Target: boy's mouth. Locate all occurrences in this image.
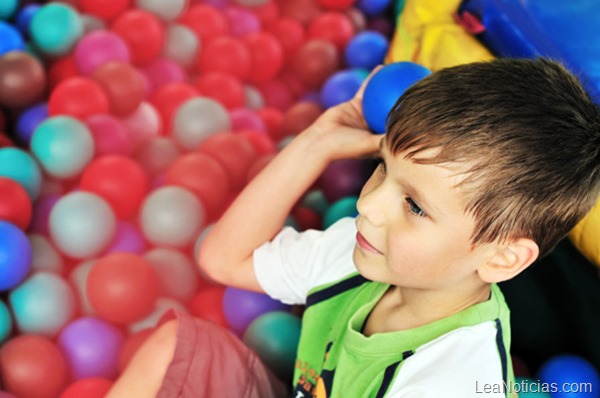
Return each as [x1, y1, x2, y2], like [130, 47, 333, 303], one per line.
[356, 232, 383, 255]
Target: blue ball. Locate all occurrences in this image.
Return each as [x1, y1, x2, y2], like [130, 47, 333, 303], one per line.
[538, 355, 600, 398]
[320, 69, 366, 109]
[357, 0, 392, 16]
[323, 196, 358, 229]
[0, 21, 25, 56]
[362, 62, 431, 134]
[16, 102, 48, 146]
[0, 0, 18, 20]
[0, 221, 31, 291]
[0, 147, 42, 201]
[15, 4, 41, 36]
[345, 31, 389, 70]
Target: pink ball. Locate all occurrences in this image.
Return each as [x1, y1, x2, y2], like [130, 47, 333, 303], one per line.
[120, 102, 162, 150]
[74, 31, 131, 75]
[230, 108, 267, 133]
[225, 6, 261, 37]
[86, 114, 133, 157]
[142, 58, 186, 93]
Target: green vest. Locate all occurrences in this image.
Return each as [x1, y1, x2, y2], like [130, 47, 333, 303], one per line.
[292, 273, 514, 398]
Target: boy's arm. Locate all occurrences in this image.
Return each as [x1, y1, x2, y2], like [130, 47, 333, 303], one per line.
[198, 85, 382, 292]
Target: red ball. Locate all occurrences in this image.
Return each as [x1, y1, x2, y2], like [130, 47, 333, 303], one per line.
[278, 67, 308, 98]
[80, 156, 149, 220]
[252, 1, 281, 27]
[256, 79, 295, 111]
[149, 83, 198, 135]
[80, 0, 131, 20]
[165, 152, 231, 220]
[317, 0, 356, 10]
[0, 335, 68, 398]
[257, 107, 284, 142]
[198, 37, 252, 81]
[267, 18, 306, 63]
[308, 12, 355, 51]
[281, 0, 321, 26]
[195, 72, 245, 110]
[87, 253, 159, 324]
[0, 134, 12, 149]
[242, 32, 284, 84]
[111, 10, 165, 65]
[237, 130, 276, 156]
[188, 285, 228, 329]
[179, 5, 230, 42]
[281, 101, 323, 138]
[197, 133, 258, 192]
[117, 329, 153, 374]
[48, 55, 79, 90]
[292, 40, 340, 88]
[292, 206, 322, 230]
[92, 62, 146, 117]
[49, 77, 110, 119]
[0, 177, 32, 230]
[59, 378, 113, 398]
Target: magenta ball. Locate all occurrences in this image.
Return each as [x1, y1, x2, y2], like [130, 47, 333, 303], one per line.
[29, 195, 60, 236]
[225, 6, 261, 37]
[230, 108, 267, 133]
[142, 58, 185, 92]
[86, 114, 132, 157]
[222, 287, 289, 335]
[318, 159, 374, 203]
[57, 316, 124, 380]
[104, 221, 147, 255]
[74, 30, 130, 75]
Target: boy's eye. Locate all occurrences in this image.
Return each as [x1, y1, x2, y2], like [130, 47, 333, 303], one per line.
[406, 197, 426, 217]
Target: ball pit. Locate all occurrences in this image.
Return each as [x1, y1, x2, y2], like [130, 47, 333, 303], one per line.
[2, 0, 587, 396]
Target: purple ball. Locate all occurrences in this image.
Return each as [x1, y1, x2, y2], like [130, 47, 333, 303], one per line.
[223, 287, 288, 335]
[104, 221, 147, 255]
[57, 316, 124, 380]
[29, 194, 60, 235]
[318, 159, 375, 203]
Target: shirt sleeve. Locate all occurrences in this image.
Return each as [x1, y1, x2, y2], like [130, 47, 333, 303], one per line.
[253, 217, 358, 305]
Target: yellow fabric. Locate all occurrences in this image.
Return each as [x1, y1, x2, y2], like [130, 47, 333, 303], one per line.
[385, 0, 494, 70]
[569, 203, 600, 267]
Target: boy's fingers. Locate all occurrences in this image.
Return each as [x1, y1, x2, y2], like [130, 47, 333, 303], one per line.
[354, 65, 384, 101]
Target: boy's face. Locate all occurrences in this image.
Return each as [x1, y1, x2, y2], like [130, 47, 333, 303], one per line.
[353, 144, 496, 291]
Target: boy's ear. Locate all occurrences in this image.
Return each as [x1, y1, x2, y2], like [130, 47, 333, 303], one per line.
[478, 238, 539, 283]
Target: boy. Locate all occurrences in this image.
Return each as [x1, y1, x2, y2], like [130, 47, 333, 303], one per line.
[108, 58, 600, 397]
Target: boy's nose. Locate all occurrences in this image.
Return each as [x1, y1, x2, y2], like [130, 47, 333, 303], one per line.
[356, 183, 388, 227]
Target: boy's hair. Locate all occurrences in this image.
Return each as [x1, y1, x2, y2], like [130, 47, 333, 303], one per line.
[385, 58, 600, 256]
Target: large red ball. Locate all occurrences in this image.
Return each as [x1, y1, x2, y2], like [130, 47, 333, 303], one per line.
[0, 177, 32, 230]
[197, 133, 258, 192]
[308, 12, 355, 51]
[80, 156, 149, 220]
[49, 77, 110, 119]
[87, 253, 159, 324]
[188, 285, 228, 329]
[292, 40, 340, 89]
[242, 32, 284, 84]
[92, 62, 146, 117]
[195, 72, 245, 110]
[80, 0, 131, 20]
[179, 5, 230, 42]
[268, 18, 306, 64]
[256, 79, 295, 111]
[59, 378, 113, 398]
[165, 152, 231, 220]
[111, 10, 165, 65]
[149, 83, 198, 135]
[198, 37, 252, 81]
[0, 335, 68, 398]
[281, 101, 323, 138]
[281, 0, 321, 26]
[257, 107, 284, 142]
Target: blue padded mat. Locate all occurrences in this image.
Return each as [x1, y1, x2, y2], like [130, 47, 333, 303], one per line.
[459, 0, 600, 100]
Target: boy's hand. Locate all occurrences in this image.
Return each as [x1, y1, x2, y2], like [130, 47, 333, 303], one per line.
[306, 67, 384, 161]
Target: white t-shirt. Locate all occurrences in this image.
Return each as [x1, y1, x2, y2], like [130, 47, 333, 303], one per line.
[254, 218, 513, 398]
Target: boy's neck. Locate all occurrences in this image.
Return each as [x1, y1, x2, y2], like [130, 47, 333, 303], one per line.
[362, 283, 492, 337]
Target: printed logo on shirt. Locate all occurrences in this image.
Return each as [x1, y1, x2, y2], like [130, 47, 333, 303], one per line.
[293, 342, 335, 397]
